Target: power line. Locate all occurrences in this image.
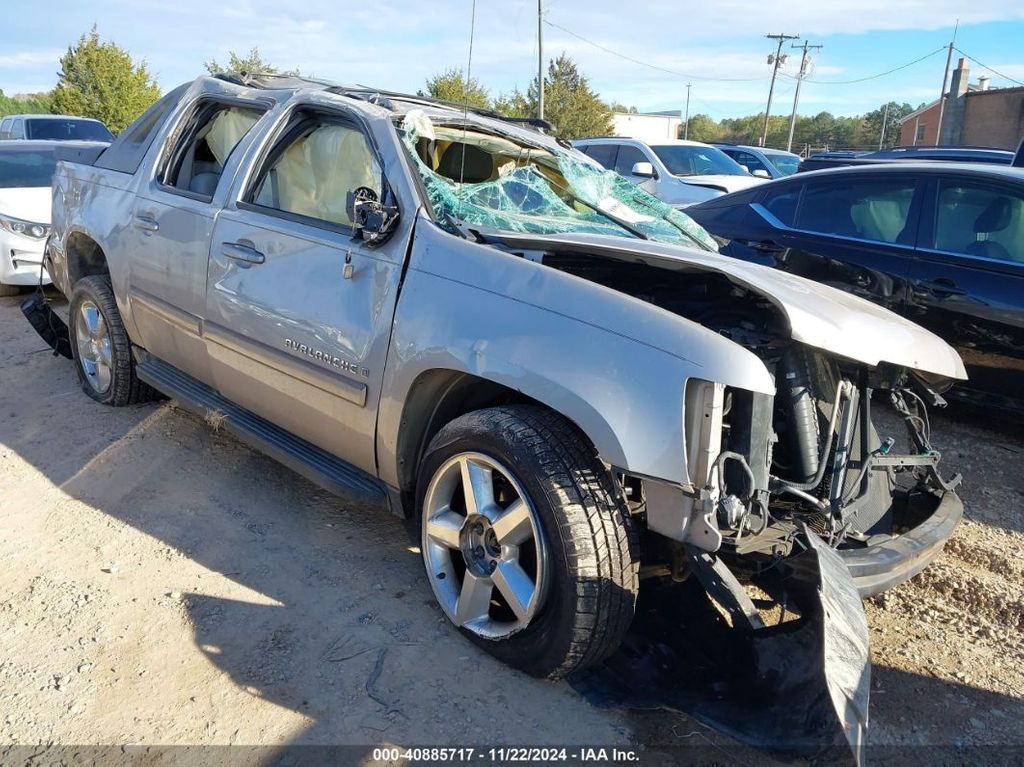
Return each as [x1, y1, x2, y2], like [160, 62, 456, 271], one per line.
[782, 46, 946, 85]
[953, 46, 1024, 87]
[543, 19, 766, 82]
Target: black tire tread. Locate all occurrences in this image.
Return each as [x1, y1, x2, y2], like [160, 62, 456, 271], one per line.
[70, 275, 157, 406]
[425, 405, 639, 678]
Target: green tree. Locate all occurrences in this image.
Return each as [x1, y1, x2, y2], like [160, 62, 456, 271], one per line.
[492, 88, 532, 119]
[421, 68, 490, 109]
[49, 27, 160, 133]
[862, 102, 913, 148]
[682, 113, 721, 142]
[205, 47, 298, 76]
[530, 53, 613, 139]
[0, 91, 52, 118]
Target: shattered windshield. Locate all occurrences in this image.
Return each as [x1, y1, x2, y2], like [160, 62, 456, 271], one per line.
[399, 111, 717, 251]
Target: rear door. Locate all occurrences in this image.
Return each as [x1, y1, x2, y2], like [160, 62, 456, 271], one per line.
[127, 96, 266, 382]
[907, 175, 1024, 409]
[746, 175, 923, 315]
[203, 106, 409, 475]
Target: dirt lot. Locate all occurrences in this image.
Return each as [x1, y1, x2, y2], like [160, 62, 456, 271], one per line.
[1, 291, 1022, 762]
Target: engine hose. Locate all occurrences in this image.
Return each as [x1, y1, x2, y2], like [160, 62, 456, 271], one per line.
[775, 379, 849, 493]
[779, 346, 823, 484]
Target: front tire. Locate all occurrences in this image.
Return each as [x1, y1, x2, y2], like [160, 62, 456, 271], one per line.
[417, 405, 639, 679]
[69, 275, 153, 406]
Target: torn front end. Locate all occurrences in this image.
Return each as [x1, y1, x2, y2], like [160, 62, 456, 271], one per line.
[620, 346, 963, 758]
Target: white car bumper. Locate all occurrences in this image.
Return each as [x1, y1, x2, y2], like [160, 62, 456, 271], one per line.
[0, 230, 50, 287]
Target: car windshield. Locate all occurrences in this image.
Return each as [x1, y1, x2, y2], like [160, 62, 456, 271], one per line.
[0, 149, 58, 188]
[649, 145, 748, 177]
[26, 119, 113, 142]
[400, 112, 717, 251]
[764, 152, 800, 176]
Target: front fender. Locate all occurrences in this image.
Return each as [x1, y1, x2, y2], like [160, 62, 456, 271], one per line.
[376, 219, 775, 488]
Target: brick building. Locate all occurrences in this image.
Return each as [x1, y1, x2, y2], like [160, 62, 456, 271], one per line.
[898, 58, 1024, 150]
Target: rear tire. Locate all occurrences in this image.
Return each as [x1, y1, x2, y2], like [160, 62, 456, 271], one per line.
[69, 275, 155, 406]
[417, 405, 639, 679]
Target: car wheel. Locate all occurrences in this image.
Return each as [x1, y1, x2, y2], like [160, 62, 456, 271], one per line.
[0, 283, 20, 297]
[69, 275, 154, 406]
[417, 405, 639, 679]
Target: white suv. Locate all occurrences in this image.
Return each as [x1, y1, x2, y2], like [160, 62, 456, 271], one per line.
[574, 137, 767, 207]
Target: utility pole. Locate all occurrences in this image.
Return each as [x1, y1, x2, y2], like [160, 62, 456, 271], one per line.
[761, 33, 800, 147]
[878, 101, 890, 149]
[537, 0, 544, 121]
[786, 40, 821, 153]
[935, 19, 958, 145]
[683, 83, 691, 140]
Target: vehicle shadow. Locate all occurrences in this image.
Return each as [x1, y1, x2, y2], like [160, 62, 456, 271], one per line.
[2, 293, 1021, 758]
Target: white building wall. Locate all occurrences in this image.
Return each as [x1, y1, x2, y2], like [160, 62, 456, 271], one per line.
[612, 113, 682, 142]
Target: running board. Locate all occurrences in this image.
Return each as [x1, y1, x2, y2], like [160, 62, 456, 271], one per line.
[137, 357, 387, 509]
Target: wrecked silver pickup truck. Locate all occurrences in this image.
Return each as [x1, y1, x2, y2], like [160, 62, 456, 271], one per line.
[28, 73, 966, 756]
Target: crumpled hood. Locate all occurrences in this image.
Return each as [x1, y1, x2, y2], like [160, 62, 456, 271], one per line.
[0, 187, 51, 225]
[678, 174, 767, 194]
[490, 231, 967, 381]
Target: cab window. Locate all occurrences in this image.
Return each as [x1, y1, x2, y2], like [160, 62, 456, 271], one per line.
[934, 180, 1024, 264]
[160, 100, 264, 199]
[247, 116, 382, 230]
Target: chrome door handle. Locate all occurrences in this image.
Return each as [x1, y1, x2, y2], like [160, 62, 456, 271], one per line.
[220, 241, 265, 265]
[133, 215, 159, 233]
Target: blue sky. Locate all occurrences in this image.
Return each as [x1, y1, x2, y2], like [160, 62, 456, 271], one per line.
[2, 0, 1023, 119]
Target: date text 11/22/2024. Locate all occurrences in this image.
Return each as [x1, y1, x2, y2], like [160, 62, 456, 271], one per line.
[371, 747, 641, 762]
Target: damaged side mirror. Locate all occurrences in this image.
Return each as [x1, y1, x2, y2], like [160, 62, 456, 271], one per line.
[347, 186, 399, 244]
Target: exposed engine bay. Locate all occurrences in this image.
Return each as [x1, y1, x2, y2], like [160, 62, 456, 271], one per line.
[539, 254, 961, 569]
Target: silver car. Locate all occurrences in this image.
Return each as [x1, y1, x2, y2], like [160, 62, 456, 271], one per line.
[35, 74, 967, 752]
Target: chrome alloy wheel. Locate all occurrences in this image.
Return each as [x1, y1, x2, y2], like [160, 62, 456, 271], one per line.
[422, 452, 550, 640]
[75, 299, 113, 394]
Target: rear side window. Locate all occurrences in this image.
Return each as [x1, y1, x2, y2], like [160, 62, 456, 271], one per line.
[584, 143, 617, 170]
[934, 179, 1024, 264]
[247, 117, 382, 230]
[760, 185, 801, 226]
[95, 85, 189, 174]
[796, 179, 916, 244]
[26, 119, 113, 142]
[614, 145, 648, 176]
[0, 118, 11, 139]
[159, 100, 264, 199]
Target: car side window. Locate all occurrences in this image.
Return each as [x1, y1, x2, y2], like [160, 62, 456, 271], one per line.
[12, 119, 24, 139]
[159, 100, 264, 199]
[614, 145, 648, 176]
[735, 151, 770, 176]
[0, 118, 10, 139]
[247, 117, 382, 230]
[584, 143, 617, 170]
[934, 179, 1024, 264]
[760, 186, 801, 227]
[796, 179, 916, 245]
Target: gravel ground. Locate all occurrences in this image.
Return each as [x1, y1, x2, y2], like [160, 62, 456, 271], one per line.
[0, 291, 1021, 762]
